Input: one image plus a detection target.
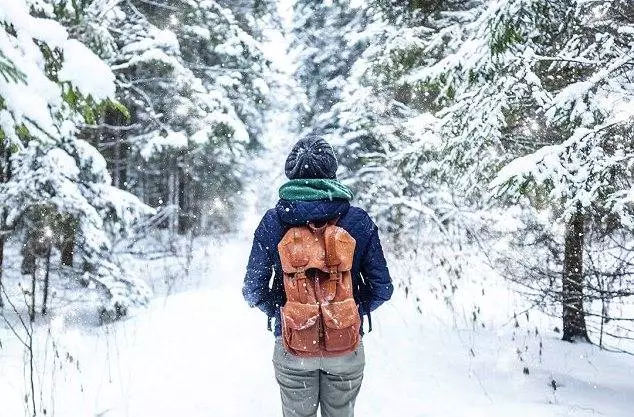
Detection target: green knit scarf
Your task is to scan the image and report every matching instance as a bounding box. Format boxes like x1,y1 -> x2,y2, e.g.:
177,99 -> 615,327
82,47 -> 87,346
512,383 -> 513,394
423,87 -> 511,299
279,179 -> 354,201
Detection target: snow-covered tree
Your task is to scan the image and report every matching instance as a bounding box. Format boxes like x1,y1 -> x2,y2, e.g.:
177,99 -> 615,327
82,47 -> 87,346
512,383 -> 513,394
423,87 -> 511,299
397,0 -> 634,343
294,0 -> 634,346
87,0 -> 274,234
292,0 -> 370,135
218,0 -> 282,39
0,0 -> 153,318
318,2 -> 483,247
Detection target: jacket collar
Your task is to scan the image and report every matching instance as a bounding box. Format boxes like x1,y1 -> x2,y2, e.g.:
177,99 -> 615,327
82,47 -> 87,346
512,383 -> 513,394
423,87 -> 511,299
275,199 -> 350,226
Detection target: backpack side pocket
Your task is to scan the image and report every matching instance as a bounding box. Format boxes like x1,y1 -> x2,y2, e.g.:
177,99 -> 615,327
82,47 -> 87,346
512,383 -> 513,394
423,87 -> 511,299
321,298 -> 360,354
281,301 -> 321,354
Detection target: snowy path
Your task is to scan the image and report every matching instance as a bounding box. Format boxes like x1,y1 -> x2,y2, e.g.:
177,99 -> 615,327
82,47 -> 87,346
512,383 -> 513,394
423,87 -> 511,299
60,238 -> 634,417
3,236 -> 634,416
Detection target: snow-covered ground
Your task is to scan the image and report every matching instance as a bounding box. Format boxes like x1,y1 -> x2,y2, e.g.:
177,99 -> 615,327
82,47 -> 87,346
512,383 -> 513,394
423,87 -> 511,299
2,233 -> 634,417
2,5 -> 634,415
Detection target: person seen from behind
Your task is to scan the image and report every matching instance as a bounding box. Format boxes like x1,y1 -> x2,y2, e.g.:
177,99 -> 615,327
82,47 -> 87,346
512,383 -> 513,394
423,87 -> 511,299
243,135 -> 393,417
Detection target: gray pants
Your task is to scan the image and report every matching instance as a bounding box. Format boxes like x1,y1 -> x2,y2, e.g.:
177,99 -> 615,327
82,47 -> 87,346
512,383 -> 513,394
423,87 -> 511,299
272,337 -> 365,417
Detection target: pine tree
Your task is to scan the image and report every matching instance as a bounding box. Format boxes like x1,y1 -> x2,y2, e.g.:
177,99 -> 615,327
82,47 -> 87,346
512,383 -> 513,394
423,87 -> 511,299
0,0 -> 153,319
404,0 -> 634,342
94,0 -> 273,234
292,1 -> 370,135
299,0 -> 634,345
323,1 -> 482,242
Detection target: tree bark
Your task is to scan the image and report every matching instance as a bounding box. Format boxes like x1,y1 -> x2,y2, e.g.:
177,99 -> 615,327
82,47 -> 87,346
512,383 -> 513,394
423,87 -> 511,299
60,222 -> 75,267
168,158 -> 181,236
562,204 -> 590,342
168,159 -> 177,236
175,162 -> 181,233
178,170 -> 192,234
21,230 -> 37,276
42,243 -> 52,316
113,134 -> 121,188
30,270 -> 36,322
102,107 -> 127,189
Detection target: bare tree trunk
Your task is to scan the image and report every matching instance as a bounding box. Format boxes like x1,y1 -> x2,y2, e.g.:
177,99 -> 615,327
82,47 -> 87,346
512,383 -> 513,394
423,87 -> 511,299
175,163 -> 181,233
60,223 -> 75,267
168,161 -> 176,236
42,243 -> 52,316
21,230 -> 37,276
562,204 -> 590,342
102,108 -> 127,190
29,269 -> 36,323
168,158 -> 180,236
113,135 -> 121,188
178,171 -> 191,234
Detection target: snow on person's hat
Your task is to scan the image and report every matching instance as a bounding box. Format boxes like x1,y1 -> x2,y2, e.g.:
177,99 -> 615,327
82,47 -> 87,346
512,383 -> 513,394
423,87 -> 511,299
285,135 -> 338,180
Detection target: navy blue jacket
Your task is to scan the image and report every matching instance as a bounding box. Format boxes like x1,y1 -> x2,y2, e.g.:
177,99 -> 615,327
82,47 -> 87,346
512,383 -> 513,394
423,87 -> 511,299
243,198 -> 393,336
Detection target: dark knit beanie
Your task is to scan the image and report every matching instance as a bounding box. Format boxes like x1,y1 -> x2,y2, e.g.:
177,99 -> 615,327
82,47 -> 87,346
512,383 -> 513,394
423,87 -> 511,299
285,136 -> 338,180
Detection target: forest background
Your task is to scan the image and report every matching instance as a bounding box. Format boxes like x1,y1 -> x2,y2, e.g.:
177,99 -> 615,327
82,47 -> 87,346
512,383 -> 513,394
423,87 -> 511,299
2,1 -> 634,415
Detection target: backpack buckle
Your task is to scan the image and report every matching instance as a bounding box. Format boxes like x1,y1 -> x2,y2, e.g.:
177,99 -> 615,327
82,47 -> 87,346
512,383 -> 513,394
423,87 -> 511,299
293,268 -> 310,303
294,268 -> 306,281
329,269 -> 342,283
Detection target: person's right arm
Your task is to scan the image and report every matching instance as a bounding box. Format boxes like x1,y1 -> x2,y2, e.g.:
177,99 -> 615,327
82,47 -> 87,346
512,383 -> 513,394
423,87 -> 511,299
359,220 -> 394,314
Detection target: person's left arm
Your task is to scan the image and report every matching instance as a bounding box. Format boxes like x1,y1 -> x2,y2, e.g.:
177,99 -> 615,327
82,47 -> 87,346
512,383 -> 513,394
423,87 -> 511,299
242,219 -> 276,317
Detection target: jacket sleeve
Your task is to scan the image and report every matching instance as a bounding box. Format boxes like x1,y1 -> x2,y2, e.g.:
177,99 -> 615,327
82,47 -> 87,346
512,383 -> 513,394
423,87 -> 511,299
359,223 -> 394,314
242,221 -> 276,317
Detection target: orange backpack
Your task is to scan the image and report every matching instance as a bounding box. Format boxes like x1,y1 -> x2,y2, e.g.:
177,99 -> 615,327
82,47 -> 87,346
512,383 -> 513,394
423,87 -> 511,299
278,220 -> 361,357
